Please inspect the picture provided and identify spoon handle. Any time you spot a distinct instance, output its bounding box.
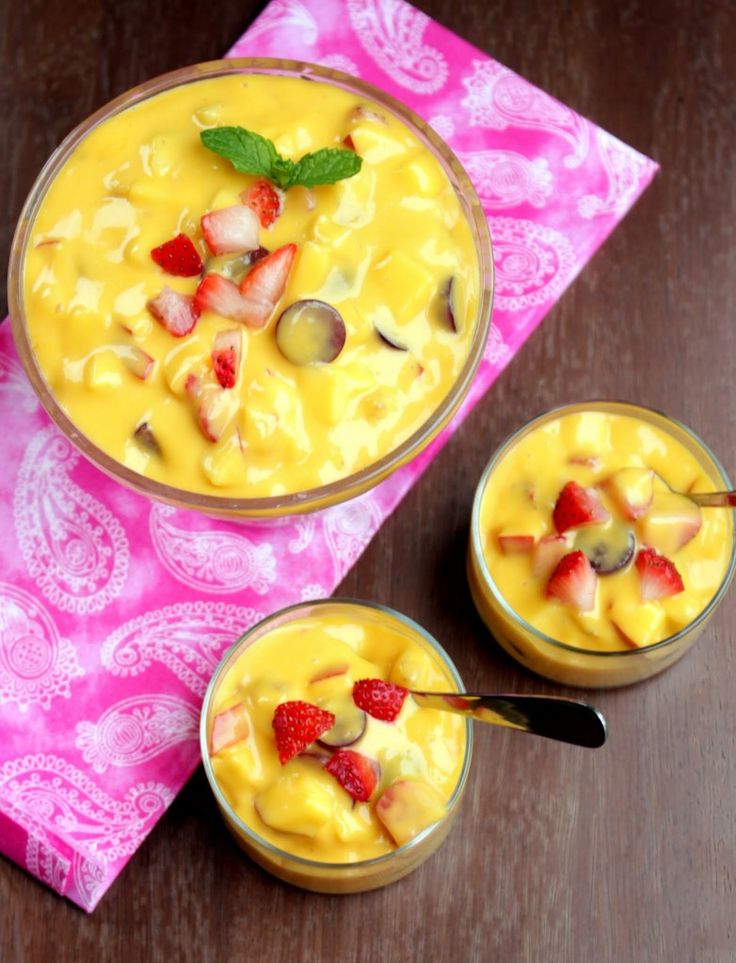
[686,491,736,507]
[410,692,607,748]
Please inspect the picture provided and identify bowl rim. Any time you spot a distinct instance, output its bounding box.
[470,399,736,659]
[8,57,494,517]
[199,596,473,873]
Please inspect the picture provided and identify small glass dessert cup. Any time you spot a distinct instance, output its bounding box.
[8,58,493,519]
[468,401,736,688]
[200,599,473,893]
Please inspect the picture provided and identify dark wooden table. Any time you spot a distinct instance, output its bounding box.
[2,1,735,960]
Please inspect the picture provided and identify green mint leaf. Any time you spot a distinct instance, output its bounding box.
[291,148,363,188]
[200,127,278,178]
[200,127,363,189]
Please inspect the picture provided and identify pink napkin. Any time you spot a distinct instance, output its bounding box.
[0,0,657,911]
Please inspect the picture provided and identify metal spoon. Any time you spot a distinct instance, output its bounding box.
[681,490,736,508]
[410,691,607,748]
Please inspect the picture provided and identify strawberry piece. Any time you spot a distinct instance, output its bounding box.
[353,678,408,722]
[200,204,260,256]
[635,547,684,601]
[497,534,535,555]
[194,274,252,324]
[324,749,378,802]
[147,286,200,337]
[121,345,155,381]
[545,550,597,612]
[552,481,610,533]
[210,702,251,755]
[238,243,298,328]
[272,700,335,765]
[532,534,569,578]
[150,233,203,277]
[343,134,357,152]
[240,179,284,229]
[211,328,242,389]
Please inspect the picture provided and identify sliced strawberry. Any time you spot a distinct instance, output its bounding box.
[343,133,357,152]
[635,547,684,601]
[240,179,284,229]
[552,481,610,533]
[194,274,252,324]
[212,328,243,389]
[497,534,535,555]
[200,204,260,256]
[210,702,251,755]
[238,243,298,328]
[545,550,597,612]
[353,678,408,723]
[150,233,203,277]
[324,749,379,802]
[532,534,569,579]
[147,286,200,337]
[272,700,335,765]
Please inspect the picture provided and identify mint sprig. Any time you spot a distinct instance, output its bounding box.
[200,126,362,190]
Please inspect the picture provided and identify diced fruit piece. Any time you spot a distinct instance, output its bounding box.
[133,421,161,455]
[568,455,602,471]
[150,232,203,276]
[545,550,597,612]
[353,678,408,722]
[375,325,408,351]
[635,547,685,601]
[343,133,357,152]
[195,274,252,324]
[324,749,379,802]
[389,647,436,690]
[610,599,666,648]
[239,243,298,328]
[147,286,200,337]
[272,700,335,764]
[210,702,251,754]
[255,769,335,837]
[375,779,446,846]
[438,276,458,332]
[574,522,635,574]
[309,664,349,684]
[190,382,240,443]
[240,178,284,229]
[244,245,270,265]
[497,533,535,555]
[200,204,260,255]
[317,705,367,749]
[275,299,346,365]
[121,345,155,381]
[553,481,610,533]
[602,468,655,520]
[352,104,388,125]
[532,534,569,579]
[211,328,242,389]
[639,491,702,555]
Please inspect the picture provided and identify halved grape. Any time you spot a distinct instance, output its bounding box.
[375,326,408,351]
[317,706,367,749]
[437,276,458,332]
[275,300,346,365]
[574,522,635,574]
[133,421,161,456]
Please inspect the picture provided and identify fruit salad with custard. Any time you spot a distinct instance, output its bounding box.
[204,606,468,878]
[469,405,734,685]
[21,71,480,499]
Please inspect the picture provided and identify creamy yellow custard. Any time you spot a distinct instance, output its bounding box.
[469,405,735,687]
[22,72,481,499]
[203,605,469,890]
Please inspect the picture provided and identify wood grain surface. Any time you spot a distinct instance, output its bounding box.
[1,1,735,961]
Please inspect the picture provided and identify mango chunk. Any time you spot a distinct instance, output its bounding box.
[373,251,435,325]
[609,598,666,648]
[254,768,336,838]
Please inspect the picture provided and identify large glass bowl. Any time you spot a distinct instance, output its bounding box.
[468,401,736,688]
[200,598,473,893]
[8,58,494,519]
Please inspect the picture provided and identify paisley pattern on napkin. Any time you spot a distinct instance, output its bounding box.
[0,0,657,911]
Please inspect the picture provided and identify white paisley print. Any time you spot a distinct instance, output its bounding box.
[490,216,578,312]
[14,427,129,614]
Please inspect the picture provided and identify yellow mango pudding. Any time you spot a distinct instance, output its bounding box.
[200,599,472,893]
[10,59,493,517]
[468,402,736,688]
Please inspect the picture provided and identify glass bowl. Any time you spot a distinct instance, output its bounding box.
[468,401,736,688]
[8,58,494,519]
[200,598,473,893]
